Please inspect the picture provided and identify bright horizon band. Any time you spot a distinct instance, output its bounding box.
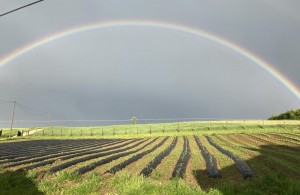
[0,20,300,102]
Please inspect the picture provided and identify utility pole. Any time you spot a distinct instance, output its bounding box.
[9,101,16,138]
[48,107,51,127]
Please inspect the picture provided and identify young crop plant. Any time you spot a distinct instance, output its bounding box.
[106,137,169,174]
[205,136,255,179]
[193,135,221,178]
[171,136,191,179]
[140,137,178,177]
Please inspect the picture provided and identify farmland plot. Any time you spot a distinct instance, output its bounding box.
[0,133,299,194]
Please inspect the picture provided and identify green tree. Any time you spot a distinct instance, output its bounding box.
[268,109,300,120]
[131,117,138,124]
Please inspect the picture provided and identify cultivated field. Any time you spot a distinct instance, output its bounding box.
[0,121,299,194]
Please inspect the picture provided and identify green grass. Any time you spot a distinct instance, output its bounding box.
[1,120,299,141]
[0,120,299,194]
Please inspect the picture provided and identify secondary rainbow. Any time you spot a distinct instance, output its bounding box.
[0,20,300,101]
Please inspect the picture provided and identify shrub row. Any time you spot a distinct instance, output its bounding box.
[1,139,121,165]
[205,136,254,179]
[193,136,221,178]
[140,137,178,177]
[22,140,135,170]
[49,139,151,173]
[75,138,160,175]
[107,137,169,174]
[0,139,117,161]
[171,136,190,178]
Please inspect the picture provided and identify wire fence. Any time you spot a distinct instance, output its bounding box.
[1,119,299,138]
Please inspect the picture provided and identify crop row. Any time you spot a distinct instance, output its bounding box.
[194,135,220,178]
[22,139,140,170]
[0,139,121,161]
[140,137,178,176]
[205,136,255,179]
[75,138,160,174]
[1,139,123,165]
[107,137,169,174]
[48,139,151,173]
[171,136,190,178]
[6,135,295,181]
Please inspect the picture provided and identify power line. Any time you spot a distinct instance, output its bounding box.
[0,100,15,103]
[16,102,48,116]
[0,0,45,17]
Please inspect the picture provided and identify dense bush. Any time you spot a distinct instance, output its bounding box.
[268,109,300,120]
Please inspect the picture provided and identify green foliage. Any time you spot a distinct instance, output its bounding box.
[131,117,138,124]
[269,109,300,120]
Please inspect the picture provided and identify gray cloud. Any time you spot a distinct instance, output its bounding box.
[0,0,299,127]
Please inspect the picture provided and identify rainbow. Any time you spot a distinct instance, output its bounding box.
[0,20,300,102]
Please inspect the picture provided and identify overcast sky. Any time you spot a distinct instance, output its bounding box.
[0,0,300,127]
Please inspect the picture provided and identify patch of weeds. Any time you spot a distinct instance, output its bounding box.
[26,170,38,180]
[62,172,102,195]
[56,171,81,182]
[113,172,207,195]
[151,171,164,180]
[38,179,58,194]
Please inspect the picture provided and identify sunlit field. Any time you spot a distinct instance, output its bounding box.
[0,120,299,194]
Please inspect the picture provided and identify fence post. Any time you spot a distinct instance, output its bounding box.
[43,129,44,136]
[102,129,104,137]
[61,129,62,136]
[163,125,165,133]
[177,123,180,132]
[71,129,72,136]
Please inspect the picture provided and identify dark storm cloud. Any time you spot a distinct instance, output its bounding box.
[0,0,300,127]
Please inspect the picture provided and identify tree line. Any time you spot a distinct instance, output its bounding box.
[268,108,300,120]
